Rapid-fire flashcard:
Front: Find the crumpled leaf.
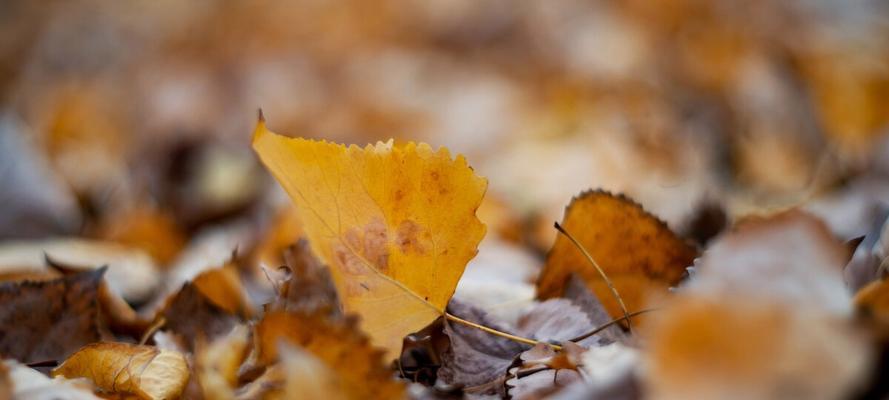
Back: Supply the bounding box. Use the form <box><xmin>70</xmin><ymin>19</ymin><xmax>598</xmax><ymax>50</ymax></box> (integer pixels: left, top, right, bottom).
<box><xmin>1</xmin><ymin>359</ymin><xmax>100</xmax><ymax>400</ymax></box>
<box><xmin>0</xmin><ymin>268</ymin><xmax>103</xmax><ymax>364</ymax></box>
<box><xmin>438</xmin><ymin>300</ymin><xmax>527</xmax><ymax>394</ymax></box>
<box><xmin>537</xmin><ymin>190</ymin><xmax>697</xmax><ymax>320</ymax></box>
<box><xmin>252</xmin><ymin>118</ymin><xmax>487</xmax><ymax>357</ymax></box>
<box><xmin>52</xmin><ymin>342</ymin><xmax>189</xmax><ymax>400</ymax></box>
<box><xmin>254</xmin><ymin>310</ymin><xmax>404</xmax><ymax>399</ymax></box>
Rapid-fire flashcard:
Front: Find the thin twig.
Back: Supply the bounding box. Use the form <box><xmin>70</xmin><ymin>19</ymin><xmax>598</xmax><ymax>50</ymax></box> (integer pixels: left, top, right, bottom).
<box><xmin>554</xmin><ymin>222</ymin><xmax>633</xmax><ymax>333</ymax></box>
<box><xmin>444</xmin><ymin>312</ymin><xmax>562</xmax><ymax>351</ymax></box>
<box><xmin>568</xmin><ymin>308</ymin><xmax>659</xmax><ymax>343</ymax></box>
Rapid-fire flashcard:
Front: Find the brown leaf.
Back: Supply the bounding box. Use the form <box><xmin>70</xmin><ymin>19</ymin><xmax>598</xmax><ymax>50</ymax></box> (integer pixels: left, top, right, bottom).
<box><xmin>562</xmin><ymin>275</ymin><xmax>628</xmax><ymax>344</ymax></box>
<box><xmin>160</xmin><ymin>282</ymin><xmax>242</xmax><ymax>350</ymax></box>
<box><xmin>271</xmin><ymin>239</ymin><xmax>340</xmax><ymax>315</ymax></box>
<box><xmin>516</xmin><ymin>299</ymin><xmax>593</xmax><ymax>345</ymax></box>
<box><xmin>52</xmin><ymin>342</ymin><xmax>189</xmax><ymax>400</ymax></box>
<box><xmin>192</xmin><ymin>264</ymin><xmax>253</xmax><ymax>318</ymax></box>
<box><xmin>537</xmin><ymin>190</ymin><xmax>698</xmax><ymax>320</ymax></box>
<box><xmin>437</xmin><ymin>300</ymin><xmax>526</xmax><ymax>395</ymax></box>
<box><xmin>254</xmin><ymin>310</ymin><xmax>404</xmax><ymax>399</ymax></box>
<box><xmin>0</xmin><ymin>239</ymin><xmax>160</xmax><ymax>303</ymax></box>
<box><xmin>0</xmin><ymin>268</ymin><xmax>103</xmax><ymax>364</ymax></box>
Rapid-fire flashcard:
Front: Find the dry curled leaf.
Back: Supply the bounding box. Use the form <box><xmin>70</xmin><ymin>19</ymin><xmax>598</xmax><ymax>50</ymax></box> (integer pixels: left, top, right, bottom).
<box><xmin>254</xmin><ymin>310</ymin><xmax>404</xmax><ymax>399</ymax></box>
<box><xmin>537</xmin><ymin>191</ymin><xmax>697</xmax><ymax>319</ymax></box>
<box><xmin>52</xmin><ymin>342</ymin><xmax>189</xmax><ymax>400</ymax></box>
<box><xmin>438</xmin><ymin>300</ymin><xmax>527</xmax><ymax>395</ymax></box>
<box><xmin>0</xmin><ymin>268</ymin><xmax>103</xmax><ymax>364</ymax></box>
<box><xmin>252</xmin><ymin>118</ymin><xmax>487</xmax><ymax>357</ymax></box>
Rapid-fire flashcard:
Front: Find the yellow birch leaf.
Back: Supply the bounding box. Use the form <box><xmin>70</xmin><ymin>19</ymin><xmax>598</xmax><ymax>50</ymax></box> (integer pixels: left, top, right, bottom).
<box><xmin>52</xmin><ymin>342</ymin><xmax>189</xmax><ymax>400</ymax></box>
<box><xmin>252</xmin><ymin>117</ymin><xmax>487</xmax><ymax>357</ymax></box>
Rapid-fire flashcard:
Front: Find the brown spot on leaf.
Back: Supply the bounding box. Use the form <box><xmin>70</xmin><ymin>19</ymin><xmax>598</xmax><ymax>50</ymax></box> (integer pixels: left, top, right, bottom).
<box><xmin>396</xmin><ymin>219</ymin><xmax>425</xmax><ymax>254</ymax></box>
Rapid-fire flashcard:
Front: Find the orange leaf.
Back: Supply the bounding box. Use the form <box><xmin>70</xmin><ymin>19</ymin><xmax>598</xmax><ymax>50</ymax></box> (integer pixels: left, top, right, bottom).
<box><xmin>537</xmin><ymin>191</ymin><xmax>697</xmax><ymax>319</ymax></box>
<box><xmin>255</xmin><ymin>311</ymin><xmax>403</xmax><ymax>399</ymax></box>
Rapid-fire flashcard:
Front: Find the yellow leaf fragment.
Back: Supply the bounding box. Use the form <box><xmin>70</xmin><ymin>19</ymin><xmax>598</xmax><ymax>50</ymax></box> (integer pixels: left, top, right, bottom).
<box><xmin>537</xmin><ymin>191</ymin><xmax>697</xmax><ymax>319</ymax></box>
<box><xmin>255</xmin><ymin>311</ymin><xmax>404</xmax><ymax>399</ymax></box>
<box><xmin>252</xmin><ymin>119</ymin><xmax>487</xmax><ymax>356</ymax></box>
<box><xmin>52</xmin><ymin>342</ymin><xmax>189</xmax><ymax>400</ymax></box>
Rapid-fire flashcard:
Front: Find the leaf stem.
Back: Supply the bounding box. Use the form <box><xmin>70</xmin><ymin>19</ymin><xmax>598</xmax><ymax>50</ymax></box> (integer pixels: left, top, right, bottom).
<box><xmin>568</xmin><ymin>308</ymin><xmax>658</xmax><ymax>343</ymax></box>
<box><xmin>554</xmin><ymin>222</ymin><xmax>633</xmax><ymax>333</ymax></box>
<box><xmin>444</xmin><ymin>312</ymin><xmax>562</xmax><ymax>351</ymax></box>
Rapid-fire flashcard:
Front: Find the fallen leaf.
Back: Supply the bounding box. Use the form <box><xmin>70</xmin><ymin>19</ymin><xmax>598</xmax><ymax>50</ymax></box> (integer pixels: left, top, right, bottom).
<box><xmin>195</xmin><ymin>325</ymin><xmax>250</xmax><ymax>400</ymax></box>
<box><xmin>515</xmin><ymin>299</ymin><xmax>593</xmax><ymax>345</ymax></box>
<box><xmin>687</xmin><ymin>210</ymin><xmax>852</xmax><ymax>315</ymax></box>
<box><xmin>562</xmin><ymin>275</ymin><xmax>627</xmax><ymax>344</ymax></box>
<box><xmin>265</xmin><ymin>343</ymin><xmax>351</xmax><ymax>400</ymax></box>
<box><xmin>252</xmin><ymin>118</ymin><xmax>487</xmax><ymax>356</ymax></box>
<box><xmin>52</xmin><ymin>342</ymin><xmax>189</xmax><ymax>400</ymax></box>
<box><xmin>193</xmin><ymin>264</ymin><xmax>253</xmax><ymax>318</ymax></box>
<box><xmin>159</xmin><ymin>283</ymin><xmax>242</xmax><ymax>350</ymax></box>
<box><xmin>254</xmin><ymin>310</ymin><xmax>404</xmax><ymax>399</ymax></box>
<box><xmin>537</xmin><ymin>190</ymin><xmax>697</xmax><ymax>320</ymax></box>
<box><xmin>0</xmin><ymin>239</ymin><xmax>160</xmax><ymax>303</ymax></box>
<box><xmin>271</xmin><ymin>239</ymin><xmax>340</xmax><ymax>315</ymax></box>
<box><xmin>437</xmin><ymin>300</ymin><xmax>526</xmax><ymax>395</ymax></box>
<box><xmin>0</xmin><ymin>269</ymin><xmax>103</xmax><ymax>364</ymax></box>
<box><xmin>97</xmin><ymin>206</ymin><xmax>187</xmax><ymax>266</ymax></box>
<box><xmin>1</xmin><ymin>359</ymin><xmax>100</xmax><ymax>400</ymax></box>
<box><xmin>643</xmin><ymin>296</ymin><xmax>871</xmax><ymax>400</ymax></box>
